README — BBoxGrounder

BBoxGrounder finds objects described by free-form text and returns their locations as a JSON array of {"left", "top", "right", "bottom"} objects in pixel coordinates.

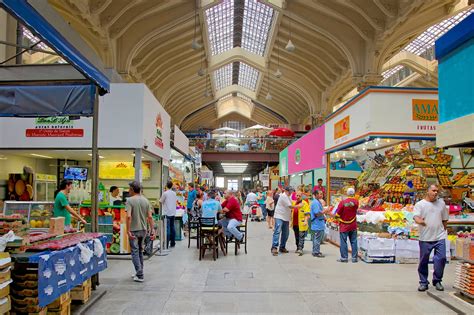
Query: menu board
[{"left": 99, "top": 162, "right": 151, "bottom": 180}]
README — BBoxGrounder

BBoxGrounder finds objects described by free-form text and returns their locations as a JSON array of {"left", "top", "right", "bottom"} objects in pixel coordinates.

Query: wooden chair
[
  {"left": 199, "top": 217, "right": 219, "bottom": 261},
  {"left": 225, "top": 214, "right": 248, "bottom": 255},
  {"left": 188, "top": 217, "right": 200, "bottom": 249}
]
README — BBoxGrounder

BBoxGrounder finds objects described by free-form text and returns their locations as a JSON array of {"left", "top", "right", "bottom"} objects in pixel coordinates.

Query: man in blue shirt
[
  {"left": 201, "top": 191, "right": 222, "bottom": 220},
  {"left": 187, "top": 183, "right": 197, "bottom": 213},
  {"left": 311, "top": 190, "right": 327, "bottom": 258}
]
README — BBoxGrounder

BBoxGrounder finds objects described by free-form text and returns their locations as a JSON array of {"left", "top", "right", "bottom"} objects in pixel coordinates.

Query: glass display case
[{"left": 3, "top": 201, "right": 53, "bottom": 229}]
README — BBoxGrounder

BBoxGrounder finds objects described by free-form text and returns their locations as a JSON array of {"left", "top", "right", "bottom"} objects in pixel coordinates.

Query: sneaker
[
  {"left": 298, "top": 251, "right": 304, "bottom": 257},
  {"left": 312, "top": 253, "right": 325, "bottom": 258},
  {"left": 271, "top": 247, "right": 278, "bottom": 256},
  {"left": 131, "top": 274, "right": 136, "bottom": 279},
  {"left": 295, "top": 249, "right": 302, "bottom": 255},
  {"left": 418, "top": 284, "right": 429, "bottom": 292},
  {"left": 352, "top": 259, "right": 358, "bottom": 263},
  {"left": 337, "top": 259, "right": 348, "bottom": 263},
  {"left": 133, "top": 276, "right": 144, "bottom": 283},
  {"left": 435, "top": 282, "right": 444, "bottom": 291},
  {"left": 279, "top": 248, "right": 289, "bottom": 254}
]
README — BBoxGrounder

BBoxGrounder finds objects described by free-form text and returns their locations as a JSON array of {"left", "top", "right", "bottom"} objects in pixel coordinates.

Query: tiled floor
[{"left": 89, "top": 222, "right": 461, "bottom": 314}]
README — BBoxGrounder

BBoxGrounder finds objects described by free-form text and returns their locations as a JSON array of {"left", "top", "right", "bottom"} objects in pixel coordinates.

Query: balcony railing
[{"left": 190, "top": 137, "right": 292, "bottom": 153}]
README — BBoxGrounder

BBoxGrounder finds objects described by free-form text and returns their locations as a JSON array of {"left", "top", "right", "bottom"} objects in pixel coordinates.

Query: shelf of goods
[{"left": 79, "top": 204, "right": 128, "bottom": 255}]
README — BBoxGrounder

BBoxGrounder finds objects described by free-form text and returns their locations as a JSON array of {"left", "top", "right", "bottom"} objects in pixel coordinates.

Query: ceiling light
[
  {"left": 285, "top": 39, "right": 295, "bottom": 52},
  {"left": 197, "top": 68, "right": 205, "bottom": 76},
  {"left": 274, "top": 68, "right": 282, "bottom": 78},
  {"left": 362, "top": 147, "right": 366, "bottom": 151},
  {"left": 265, "top": 92, "right": 272, "bottom": 100},
  {"left": 192, "top": 39, "right": 202, "bottom": 50},
  {"left": 204, "top": 90, "right": 210, "bottom": 97},
  {"left": 88, "top": 154, "right": 105, "bottom": 159},
  {"left": 351, "top": 150, "right": 355, "bottom": 154},
  {"left": 31, "top": 153, "right": 53, "bottom": 159}
]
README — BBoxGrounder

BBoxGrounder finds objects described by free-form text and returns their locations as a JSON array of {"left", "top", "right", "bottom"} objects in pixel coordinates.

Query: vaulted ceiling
[{"left": 49, "top": 0, "right": 469, "bottom": 131}]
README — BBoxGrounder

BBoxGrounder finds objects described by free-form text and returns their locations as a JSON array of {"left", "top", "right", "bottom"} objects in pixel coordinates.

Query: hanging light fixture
[
  {"left": 265, "top": 66, "right": 272, "bottom": 100},
  {"left": 285, "top": 11, "right": 295, "bottom": 52},
  {"left": 192, "top": 1, "right": 202, "bottom": 50},
  {"left": 197, "top": 52, "right": 205, "bottom": 76},
  {"left": 274, "top": 42, "right": 282, "bottom": 78}
]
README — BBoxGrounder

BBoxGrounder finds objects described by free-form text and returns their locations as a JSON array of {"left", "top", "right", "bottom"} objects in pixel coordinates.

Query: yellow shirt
[{"left": 298, "top": 200, "right": 311, "bottom": 232}]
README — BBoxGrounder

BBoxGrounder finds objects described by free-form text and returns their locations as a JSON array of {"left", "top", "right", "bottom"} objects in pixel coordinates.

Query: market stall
[{"left": 0, "top": 83, "right": 172, "bottom": 255}]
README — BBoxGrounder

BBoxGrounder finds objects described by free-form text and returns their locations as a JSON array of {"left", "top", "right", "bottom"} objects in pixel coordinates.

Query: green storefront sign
[{"left": 279, "top": 148, "right": 288, "bottom": 177}]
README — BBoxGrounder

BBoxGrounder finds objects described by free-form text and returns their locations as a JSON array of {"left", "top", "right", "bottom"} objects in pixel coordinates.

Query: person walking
[
  {"left": 220, "top": 190, "right": 244, "bottom": 242},
  {"left": 257, "top": 187, "right": 267, "bottom": 221},
  {"left": 311, "top": 190, "right": 328, "bottom": 258},
  {"left": 335, "top": 188, "right": 359, "bottom": 263},
  {"left": 126, "top": 181, "right": 155, "bottom": 282},
  {"left": 160, "top": 182, "right": 178, "bottom": 248},
  {"left": 265, "top": 190, "right": 275, "bottom": 229},
  {"left": 271, "top": 187, "right": 301, "bottom": 256},
  {"left": 187, "top": 183, "right": 197, "bottom": 215},
  {"left": 414, "top": 184, "right": 449, "bottom": 292}
]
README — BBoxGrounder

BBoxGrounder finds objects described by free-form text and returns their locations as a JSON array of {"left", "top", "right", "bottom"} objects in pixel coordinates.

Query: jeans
[
  {"left": 130, "top": 230, "right": 146, "bottom": 278},
  {"left": 260, "top": 204, "right": 267, "bottom": 220},
  {"left": 220, "top": 218, "right": 243, "bottom": 241},
  {"left": 312, "top": 230, "right": 325, "bottom": 254},
  {"left": 297, "top": 230, "right": 307, "bottom": 250},
  {"left": 418, "top": 239, "right": 447, "bottom": 286},
  {"left": 272, "top": 218, "right": 289, "bottom": 250},
  {"left": 293, "top": 226, "right": 300, "bottom": 248},
  {"left": 340, "top": 230, "right": 358, "bottom": 260},
  {"left": 166, "top": 215, "right": 176, "bottom": 247}
]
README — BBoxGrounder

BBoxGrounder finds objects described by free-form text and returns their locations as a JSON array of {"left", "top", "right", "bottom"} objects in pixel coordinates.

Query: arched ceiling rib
[{"left": 49, "top": 0, "right": 468, "bottom": 131}]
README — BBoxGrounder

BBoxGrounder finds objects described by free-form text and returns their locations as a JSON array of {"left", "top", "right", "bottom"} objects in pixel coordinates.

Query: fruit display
[
  {"left": 452, "top": 171, "right": 468, "bottom": 183},
  {"left": 7, "top": 173, "right": 34, "bottom": 201},
  {"left": 423, "top": 147, "right": 444, "bottom": 156},
  {"left": 388, "top": 184, "right": 407, "bottom": 193},
  {"left": 434, "top": 153, "right": 453, "bottom": 165},
  {"left": 438, "top": 175, "right": 452, "bottom": 188},
  {"left": 29, "top": 208, "right": 51, "bottom": 229},
  {"left": 454, "top": 173, "right": 474, "bottom": 187},
  {"left": 388, "top": 176, "right": 402, "bottom": 184},
  {"left": 0, "top": 215, "right": 28, "bottom": 236},
  {"left": 26, "top": 233, "right": 102, "bottom": 251},
  {"left": 422, "top": 167, "right": 437, "bottom": 177},
  {"left": 411, "top": 177, "right": 427, "bottom": 190},
  {"left": 435, "top": 165, "right": 453, "bottom": 176}
]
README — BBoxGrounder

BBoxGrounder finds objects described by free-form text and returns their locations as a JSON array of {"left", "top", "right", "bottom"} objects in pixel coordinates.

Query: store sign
[
  {"left": 155, "top": 114, "right": 164, "bottom": 149},
  {"left": 279, "top": 147, "right": 288, "bottom": 177},
  {"left": 288, "top": 125, "right": 325, "bottom": 174},
  {"left": 260, "top": 174, "right": 270, "bottom": 187},
  {"left": 412, "top": 99, "right": 439, "bottom": 121},
  {"left": 26, "top": 117, "right": 84, "bottom": 138},
  {"left": 99, "top": 161, "right": 151, "bottom": 180},
  {"left": 201, "top": 170, "right": 213, "bottom": 179},
  {"left": 173, "top": 125, "right": 189, "bottom": 155},
  {"left": 334, "top": 116, "right": 350, "bottom": 140}
]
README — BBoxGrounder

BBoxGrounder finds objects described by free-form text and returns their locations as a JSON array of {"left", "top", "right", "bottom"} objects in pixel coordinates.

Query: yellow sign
[
  {"left": 412, "top": 99, "right": 439, "bottom": 121},
  {"left": 334, "top": 116, "right": 350, "bottom": 140},
  {"left": 99, "top": 162, "right": 151, "bottom": 180},
  {"left": 36, "top": 174, "right": 57, "bottom": 181}
]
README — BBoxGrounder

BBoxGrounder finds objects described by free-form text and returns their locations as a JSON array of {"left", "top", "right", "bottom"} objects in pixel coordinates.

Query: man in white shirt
[
  {"left": 245, "top": 190, "right": 258, "bottom": 205},
  {"left": 160, "top": 182, "right": 178, "bottom": 248},
  {"left": 414, "top": 184, "right": 449, "bottom": 292},
  {"left": 271, "top": 186, "right": 301, "bottom": 256}
]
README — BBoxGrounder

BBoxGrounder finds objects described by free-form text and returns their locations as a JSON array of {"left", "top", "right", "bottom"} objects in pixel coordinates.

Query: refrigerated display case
[
  {"left": 3, "top": 201, "right": 53, "bottom": 230},
  {"left": 34, "top": 174, "right": 57, "bottom": 202}
]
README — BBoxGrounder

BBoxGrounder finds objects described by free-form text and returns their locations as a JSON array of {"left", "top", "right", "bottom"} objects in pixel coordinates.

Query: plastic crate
[{"left": 98, "top": 216, "right": 113, "bottom": 225}]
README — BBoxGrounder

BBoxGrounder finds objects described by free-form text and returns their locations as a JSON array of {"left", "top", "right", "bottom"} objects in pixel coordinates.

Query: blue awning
[
  {"left": 436, "top": 13, "right": 474, "bottom": 61},
  {"left": 0, "top": 0, "right": 110, "bottom": 94},
  {"left": 0, "top": 84, "right": 95, "bottom": 117}
]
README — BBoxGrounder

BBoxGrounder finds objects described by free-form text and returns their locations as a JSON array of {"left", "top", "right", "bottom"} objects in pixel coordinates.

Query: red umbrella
[{"left": 269, "top": 128, "right": 295, "bottom": 137}]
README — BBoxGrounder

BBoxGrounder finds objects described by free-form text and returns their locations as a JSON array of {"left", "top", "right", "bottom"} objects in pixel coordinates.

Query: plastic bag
[
  {"left": 143, "top": 235, "right": 153, "bottom": 257},
  {"left": 77, "top": 243, "right": 94, "bottom": 264},
  {"left": 0, "top": 231, "right": 15, "bottom": 252},
  {"left": 93, "top": 239, "right": 104, "bottom": 258},
  {"left": 182, "top": 211, "right": 188, "bottom": 225}
]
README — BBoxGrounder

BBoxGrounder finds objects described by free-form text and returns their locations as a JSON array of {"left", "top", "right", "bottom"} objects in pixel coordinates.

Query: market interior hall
[{"left": 0, "top": 0, "right": 473, "bottom": 314}]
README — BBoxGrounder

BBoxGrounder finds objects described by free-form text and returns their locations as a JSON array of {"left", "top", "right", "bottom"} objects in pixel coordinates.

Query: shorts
[{"left": 266, "top": 209, "right": 275, "bottom": 217}]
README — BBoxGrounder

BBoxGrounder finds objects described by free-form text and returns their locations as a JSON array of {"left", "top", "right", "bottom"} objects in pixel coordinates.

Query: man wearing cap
[
  {"left": 271, "top": 186, "right": 302, "bottom": 256},
  {"left": 126, "top": 181, "right": 155, "bottom": 282},
  {"left": 335, "top": 187, "right": 359, "bottom": 263}
]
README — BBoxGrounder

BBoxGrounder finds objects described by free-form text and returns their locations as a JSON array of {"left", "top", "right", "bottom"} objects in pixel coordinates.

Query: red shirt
[
  {"left": 313, "top": 185, "right": 326, "bottom": 196},
  {"left": 222, "top": 196, "right": 243, "bottom": 222},
  {"left": 336, "top": 198, "right": 358, "bottom": 232},
  {"left": 293, "top": 207, "right": 299, "bottom": 227}
]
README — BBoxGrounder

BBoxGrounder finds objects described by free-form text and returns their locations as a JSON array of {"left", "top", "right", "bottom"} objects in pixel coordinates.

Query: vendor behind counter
[
  {"left": 109, "top": 186, "right": 122, "bottom": 206},
  {"left": 53, "top": 179, "right": 87, "bottom": 227}
]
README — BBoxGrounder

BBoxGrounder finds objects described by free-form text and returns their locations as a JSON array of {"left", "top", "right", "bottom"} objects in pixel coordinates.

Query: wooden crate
[
  {"left": 47, "top": 298, "right": 71, "bottom": 315},
  {"left": 70, "top": 286, "right": 91, "bottom": 304},
  {"left": 72, "top": 278, "right": 91, "bottom": 291},
  {"left": 47, "top": 292, "right": 70, "bottom": 309}
]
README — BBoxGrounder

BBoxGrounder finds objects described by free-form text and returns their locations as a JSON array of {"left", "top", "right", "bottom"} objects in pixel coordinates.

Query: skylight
[
  {"left": 214, "top": 63, "right": 233, "bottom": 91},
  {"left": 238, "top": 62, "right": 259, "bottom": 91},
  {"left": 242, "top": 0, "right": 274, "bottom": 56},
  {"left": 237, "top": 93, "right": 252, "bottom": 102},
  {"left": 403, "top": 9, "right": 473, "bottom": 56},
  {"left": 206, "top": 0, "right": 234, "bottom": 56},
  {"left": 382, "top": 65, "right": 404, "bottom": 79}
]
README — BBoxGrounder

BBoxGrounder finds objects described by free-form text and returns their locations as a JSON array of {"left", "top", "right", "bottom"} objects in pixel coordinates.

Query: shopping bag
[{"left": 256, "top": 205, "right": 263, "bottom": 217}]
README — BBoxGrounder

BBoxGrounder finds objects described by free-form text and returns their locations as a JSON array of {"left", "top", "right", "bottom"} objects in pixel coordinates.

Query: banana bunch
[{"left": 436, "top": 165, "right": 453, "bottom": 176}]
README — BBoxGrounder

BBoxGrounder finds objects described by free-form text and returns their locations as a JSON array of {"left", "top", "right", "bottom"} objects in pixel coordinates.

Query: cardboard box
[
  {"left": 0, "top": 296, "right": 11, "bottom": 314},
  {"left": 49, "top": 217, "right": 65, "bottom": 235}
]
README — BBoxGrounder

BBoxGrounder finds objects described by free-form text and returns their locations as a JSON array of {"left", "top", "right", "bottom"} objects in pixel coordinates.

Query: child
[{"left": 296, "top": 195, "right": 311, "bottom": 256}]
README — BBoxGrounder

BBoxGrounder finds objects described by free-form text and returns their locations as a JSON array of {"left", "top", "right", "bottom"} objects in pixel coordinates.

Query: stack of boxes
[{"left": 0, "top": 253, "right": 12, "bottom": 314}]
